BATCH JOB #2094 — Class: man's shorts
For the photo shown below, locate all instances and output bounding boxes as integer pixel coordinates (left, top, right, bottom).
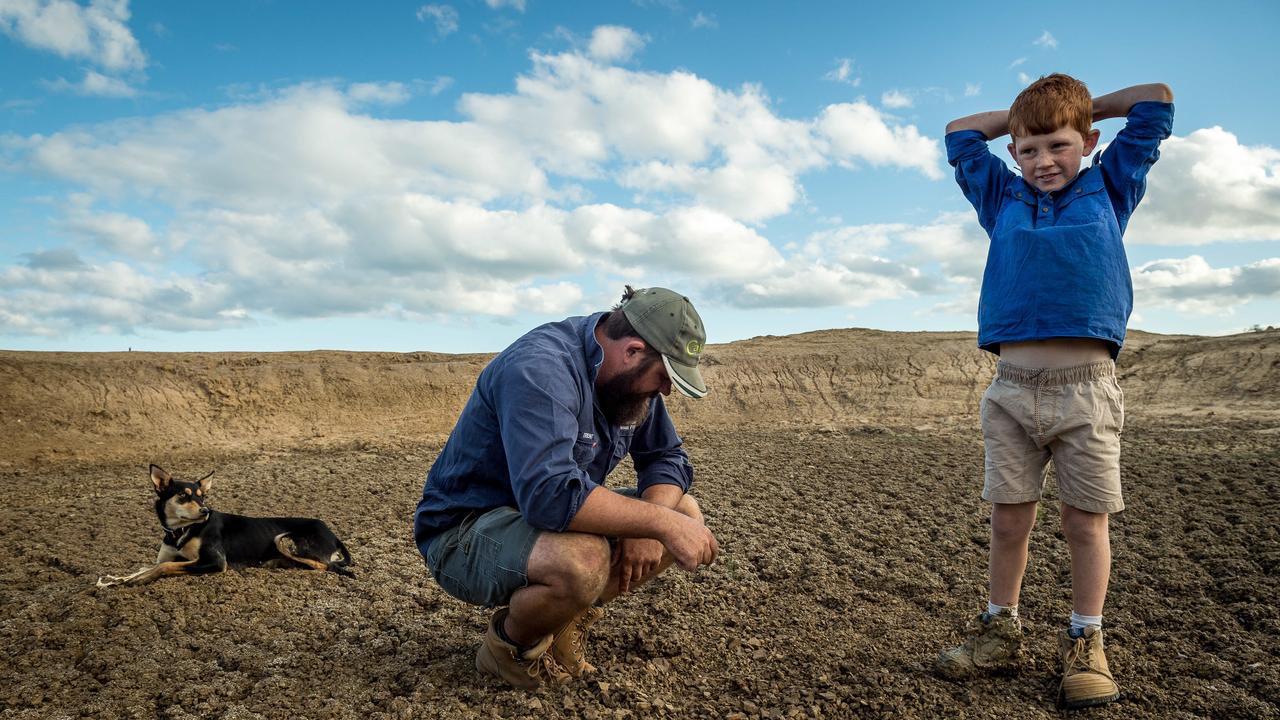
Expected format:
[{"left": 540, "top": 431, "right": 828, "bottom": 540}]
[
  {"left": 423, "top": 487, "right": 640, "bottom": 608},
  {"left": 981, "top": 360, "right": 1125, "bottom": 514}
]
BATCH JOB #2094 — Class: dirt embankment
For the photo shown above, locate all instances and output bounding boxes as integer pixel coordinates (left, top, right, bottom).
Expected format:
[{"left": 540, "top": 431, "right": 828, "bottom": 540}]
[{"left": 1, "top": 328, "right": 1276, "bottom": 466}]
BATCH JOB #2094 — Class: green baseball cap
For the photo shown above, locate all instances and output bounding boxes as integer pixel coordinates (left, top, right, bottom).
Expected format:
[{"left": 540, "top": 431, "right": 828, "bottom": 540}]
[{"left": 620, "top": 286, "right": 708, "bottom": 399}]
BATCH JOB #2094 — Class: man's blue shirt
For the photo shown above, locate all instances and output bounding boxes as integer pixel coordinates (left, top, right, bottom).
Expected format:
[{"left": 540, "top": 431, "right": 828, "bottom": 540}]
[
  {"left": 945, "top": 101, "right": 1174, "bottom": 357},
  {"left": 413, "top": 312, "right": 693, "bottom": 554}
]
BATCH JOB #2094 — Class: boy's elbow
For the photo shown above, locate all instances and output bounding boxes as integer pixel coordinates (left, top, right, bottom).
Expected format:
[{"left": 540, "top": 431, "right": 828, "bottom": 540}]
[
  {"left": 1152, "top": 83, "right": 1174, "bottom": 103},
  {"left": 945, "top": 119, "right": 965, "bottom": 135}
]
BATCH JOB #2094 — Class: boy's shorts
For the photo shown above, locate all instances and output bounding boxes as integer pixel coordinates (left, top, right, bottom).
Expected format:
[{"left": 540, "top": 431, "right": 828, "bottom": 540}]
[
  {"left": 424, "top": 487, "right": 640, "bottom": 608},
  {"left": 981, "top": 360, "right": 1125, "bottom": 514}
]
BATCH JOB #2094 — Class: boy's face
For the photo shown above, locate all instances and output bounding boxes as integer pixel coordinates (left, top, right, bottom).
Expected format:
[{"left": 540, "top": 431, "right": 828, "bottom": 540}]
[{"left": 1007, "top": 125, "right": 1101, "bottom": 193}]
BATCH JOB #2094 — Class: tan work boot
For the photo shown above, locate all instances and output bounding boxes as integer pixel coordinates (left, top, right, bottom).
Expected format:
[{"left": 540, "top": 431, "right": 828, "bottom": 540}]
[
  {"left": 475, "top": 608, "right": 571, "bottom": 689},
  {"left": 935, "top": 609, "right": 1023, "bottom": 679},
  {"left": 1059, "top": 626, "right": 1120, "bottom": 709},
  {"left": 551, "top": 605, "right": 605, "bottom": 677}
]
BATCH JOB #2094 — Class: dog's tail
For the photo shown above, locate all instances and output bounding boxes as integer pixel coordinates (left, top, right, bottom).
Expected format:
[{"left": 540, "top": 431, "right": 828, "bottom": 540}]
[{"left": 329, "top": 538, "right": 355, "bottom": 578}]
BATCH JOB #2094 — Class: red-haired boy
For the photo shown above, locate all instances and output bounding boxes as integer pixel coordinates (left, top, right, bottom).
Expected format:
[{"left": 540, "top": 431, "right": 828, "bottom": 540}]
[{"left": 936, "top": 74, "right": 1173, "bottom": 709}]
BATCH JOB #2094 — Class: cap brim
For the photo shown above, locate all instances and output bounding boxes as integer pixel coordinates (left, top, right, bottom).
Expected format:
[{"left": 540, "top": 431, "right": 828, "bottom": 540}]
[{"left": 662, "top": 354, "right": 707, "bottom": 399}]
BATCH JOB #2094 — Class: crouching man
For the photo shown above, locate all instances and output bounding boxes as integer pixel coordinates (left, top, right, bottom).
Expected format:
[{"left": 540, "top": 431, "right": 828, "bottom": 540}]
[{"left": 414, "top": 285, "right": 719, "bottom": 688}]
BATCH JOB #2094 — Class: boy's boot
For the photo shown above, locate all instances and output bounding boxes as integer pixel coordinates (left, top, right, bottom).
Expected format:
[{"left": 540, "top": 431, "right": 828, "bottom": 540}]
[
  {"left": 476, "top": 608, "right": 571, "bottom": 689},
  {"left": 1058, "top": 626, "right": 1120, "bottom": 709},
  {"left": 551, "top": 605, "right": 605, "bottom": 677},
  {"left": 935, "top": 609, "right": 1023, "bottom": 679}
]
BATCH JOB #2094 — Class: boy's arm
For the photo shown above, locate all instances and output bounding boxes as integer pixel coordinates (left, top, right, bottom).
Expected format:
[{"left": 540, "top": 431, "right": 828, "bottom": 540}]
[
  {"left": 1093, "top": 83, "right": 1174, "bottom": 122},
  {"left": 945, "top": 110, "right": 1009, "bottom": 139}
]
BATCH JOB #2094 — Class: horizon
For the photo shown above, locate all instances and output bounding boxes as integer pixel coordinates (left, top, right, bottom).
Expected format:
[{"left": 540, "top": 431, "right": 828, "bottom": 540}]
[{"left": 2, "top": 1, "right": 1278, "bottom": 354}]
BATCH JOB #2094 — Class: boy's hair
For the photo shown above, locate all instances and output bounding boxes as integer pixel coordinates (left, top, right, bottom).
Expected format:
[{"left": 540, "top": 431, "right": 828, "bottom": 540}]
[{"left": 1008, "top": 73, "right": 1092, "bottom": 138}]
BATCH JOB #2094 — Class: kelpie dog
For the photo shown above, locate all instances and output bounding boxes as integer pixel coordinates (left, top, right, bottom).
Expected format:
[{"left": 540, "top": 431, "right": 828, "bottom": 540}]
[{"left": 97, "top": 464, "right": 353, "bottom": 587}]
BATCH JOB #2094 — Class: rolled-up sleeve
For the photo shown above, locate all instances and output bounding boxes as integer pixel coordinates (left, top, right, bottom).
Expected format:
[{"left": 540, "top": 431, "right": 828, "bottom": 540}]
[
  {"left": 630, "top": 395, "right": 694, "bottom": 495},
  {"left": 946, "top": 130, "right": 1015, "bottom": 235},
  {"left": 1099, "top": 101, "right": 1174, "bottom": 231},
  {"left": 491, "top": 358, "right": 600, "bottom": 532}
]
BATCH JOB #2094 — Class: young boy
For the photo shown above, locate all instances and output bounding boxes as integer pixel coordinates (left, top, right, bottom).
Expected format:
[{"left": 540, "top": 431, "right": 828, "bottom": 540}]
[{"left": 934, "top": 74, "right": 1174, "bottom": 709}]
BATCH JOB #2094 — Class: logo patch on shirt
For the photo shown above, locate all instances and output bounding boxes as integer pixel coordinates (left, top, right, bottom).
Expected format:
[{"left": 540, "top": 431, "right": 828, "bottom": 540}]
[{"left": 580, "top": 432, "right": 595, "bottom": 441}]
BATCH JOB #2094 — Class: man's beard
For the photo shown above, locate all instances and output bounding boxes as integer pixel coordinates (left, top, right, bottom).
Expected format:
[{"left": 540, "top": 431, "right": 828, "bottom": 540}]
[{"left": 597, "top": 357, "right": 659, "bottom": 426}]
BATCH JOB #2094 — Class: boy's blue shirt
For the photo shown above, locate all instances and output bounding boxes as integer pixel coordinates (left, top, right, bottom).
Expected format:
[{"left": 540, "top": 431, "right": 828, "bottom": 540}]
[
  {"left": 945, "top": 101, "right": 1174, "bottom": 358},
  {"left": 413, "top": 312, "right": 693, "bottom": 554}
]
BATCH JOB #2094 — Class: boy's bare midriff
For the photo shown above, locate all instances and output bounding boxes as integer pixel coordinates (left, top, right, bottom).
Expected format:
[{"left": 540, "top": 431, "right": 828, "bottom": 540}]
[{"left": 999, "top": 338, "right": 1112, "bottom": 369}]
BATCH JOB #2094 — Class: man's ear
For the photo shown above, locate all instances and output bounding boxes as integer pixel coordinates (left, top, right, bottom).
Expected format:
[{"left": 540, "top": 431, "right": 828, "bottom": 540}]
[
  {"left": 150, "top": 464, "right": 171, "bottom": 494},
  {"left": 622, "top": 338, "right": 650, "bottom": 364},
  {"left": 1083, "top": 128, "right": 1101, "bottom": 156}
]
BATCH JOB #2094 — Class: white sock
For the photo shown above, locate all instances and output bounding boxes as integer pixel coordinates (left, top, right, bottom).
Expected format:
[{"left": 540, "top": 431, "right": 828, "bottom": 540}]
[
  {"left": 1069, "top": 611, "right": 1102, "bottom": 632},
  {"left": 988, "top": 601, "right": 1018, "bottom": 618}
]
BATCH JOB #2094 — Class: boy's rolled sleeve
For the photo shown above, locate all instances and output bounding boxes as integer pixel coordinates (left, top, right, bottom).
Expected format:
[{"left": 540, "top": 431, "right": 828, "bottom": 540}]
[
  {"left": 493, "top": 359, "right": 600, "bottom": 532},
  {"left": 630, "top": 395, "right": 694, "bottom": 495},
  {"left": 946, "top": 130, "right": 1015, "bottom": 234},
  {"left": 1099, "top": 101, "right": 1175, "bottom": 230}
]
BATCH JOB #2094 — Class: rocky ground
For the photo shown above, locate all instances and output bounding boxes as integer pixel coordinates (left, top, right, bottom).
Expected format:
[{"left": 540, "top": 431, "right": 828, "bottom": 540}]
[{"left": 1, "top": 329, "right": 1277, "bottom": 719}]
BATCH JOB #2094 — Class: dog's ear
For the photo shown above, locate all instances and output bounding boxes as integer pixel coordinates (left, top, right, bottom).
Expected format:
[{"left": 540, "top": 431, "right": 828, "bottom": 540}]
[
  {"left": 150, "top": 464, "right": 172, "bottom": 493},
  {"left": 198, "top": 470, "right": 214, "bottom": 494}
]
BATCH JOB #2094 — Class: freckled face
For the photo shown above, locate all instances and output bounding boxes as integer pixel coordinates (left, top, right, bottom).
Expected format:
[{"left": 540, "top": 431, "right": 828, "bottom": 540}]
[{"left": 1008, "top": 126, "right": 1099, "bottom": 193}]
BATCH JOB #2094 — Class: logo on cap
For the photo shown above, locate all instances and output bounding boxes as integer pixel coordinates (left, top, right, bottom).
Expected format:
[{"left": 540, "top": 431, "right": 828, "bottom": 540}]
[{"left": 685, "top": 340, "right": 702, "bottom": 357}]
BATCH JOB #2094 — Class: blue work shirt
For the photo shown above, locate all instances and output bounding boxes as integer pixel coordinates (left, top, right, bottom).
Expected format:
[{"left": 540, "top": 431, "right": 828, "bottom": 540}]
[
  {"left": 946, "top": 101, "right": 1174, "bottom": 358},
  {"left": 413, "top": 312, "right": 694, "bottom": 554}
]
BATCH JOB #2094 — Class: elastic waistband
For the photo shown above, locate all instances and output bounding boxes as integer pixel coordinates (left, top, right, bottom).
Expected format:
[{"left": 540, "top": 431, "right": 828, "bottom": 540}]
[{"left": 995, "top": 360, "right": 1115, "bottom": 386}]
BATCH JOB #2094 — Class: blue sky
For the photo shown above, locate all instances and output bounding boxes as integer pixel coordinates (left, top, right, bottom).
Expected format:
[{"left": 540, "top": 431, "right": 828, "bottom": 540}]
[{"left": 2, "top": 0, "right": 1277, "bottom": 353}]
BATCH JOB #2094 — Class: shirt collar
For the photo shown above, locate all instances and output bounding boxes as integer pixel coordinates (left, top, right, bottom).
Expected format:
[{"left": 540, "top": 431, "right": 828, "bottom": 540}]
[{"left": 581, "top": 311, "right": 607, "bottom": 384}]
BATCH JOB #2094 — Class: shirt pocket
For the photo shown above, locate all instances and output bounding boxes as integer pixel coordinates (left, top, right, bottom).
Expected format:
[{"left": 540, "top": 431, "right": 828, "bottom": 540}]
[
  {"left": 608, "top": 427, "right": 635, "bottom": 473},
  {"left": 572, "top": 436, "right": 598, "bottom": 468}
]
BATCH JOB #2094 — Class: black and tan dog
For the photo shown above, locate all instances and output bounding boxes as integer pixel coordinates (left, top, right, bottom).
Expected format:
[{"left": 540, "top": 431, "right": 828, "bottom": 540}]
[{"left": 97, "top": 464, "right": 353, "bottom": 587}]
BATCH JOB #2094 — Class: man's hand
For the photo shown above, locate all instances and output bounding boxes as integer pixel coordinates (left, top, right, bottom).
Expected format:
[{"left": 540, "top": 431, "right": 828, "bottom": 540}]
[
  {"left": 661, "top": 511, "right": 718, "bottom": 571},
  {"left": 613, "top": 537, "right": 665, "bottom": 594}
]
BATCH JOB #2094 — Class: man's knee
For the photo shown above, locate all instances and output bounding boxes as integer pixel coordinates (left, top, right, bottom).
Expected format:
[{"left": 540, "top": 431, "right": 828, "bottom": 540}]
[
  {"left": 533, "top": 532, "right": 611, "bottom": 603},
  {"left": 1060, "top": 505, "right": 1108, "bottom": 544}
]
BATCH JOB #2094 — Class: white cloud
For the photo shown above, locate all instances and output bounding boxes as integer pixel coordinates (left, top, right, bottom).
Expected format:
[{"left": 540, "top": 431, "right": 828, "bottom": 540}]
[
  {"left": 58, "top": 195, "right": 157, "bottom": 257},
  {"left": 881, "top": 89, "right": 912, "bottom": 109},
  {"left": 0, "top": 0, "right": 145, "bottom": 71},
  {"left": 818, "top": 101, "right": 944, "bottom": 180},
  {"left": 1126, "top": 127, "right": 1280, "bottom": 245},
  {"left": 691, "top": 12, "right": 716, "bottom": 29},
  {"left": 484, "top": 0, "right": 525, "bottom": 10},
  {"left": 1009, "top": 57, "right": 1027, "bottom": 69},
  {"left": 3, "top": 31, "right": 962, "bottom": 337},
  {"left": 1133, "top": 255, "right": 1280, "bottom": 314},
  {"left": 964, "top": 82, "right": 981, "bottom": 97},
  {"left": 45, "top": 68, "right": 137, "bottom": 97},
  {"left": 416, "top": 4, "right": 458, "bottom": 36},
  {"left": 588, "top": 25, "right": 646, "bottom": 63},
  {"left": 347, "top": 81, "right": 411, "bottom": 105},
  {"left": 1018, "top": 71, "right": 1033, "bottom": 86},
  {"left": 824, "top": 58, "right": 860, "bottom": 87},
  {"left": 1033, "top": 30, "right": 1057, "bottom": 49}
]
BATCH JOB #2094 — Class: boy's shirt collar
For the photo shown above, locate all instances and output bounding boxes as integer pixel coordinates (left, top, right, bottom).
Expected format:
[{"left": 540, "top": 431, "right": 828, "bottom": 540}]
[{"left": 1007, "top": 162, "right": 1105, "bottom": 208}]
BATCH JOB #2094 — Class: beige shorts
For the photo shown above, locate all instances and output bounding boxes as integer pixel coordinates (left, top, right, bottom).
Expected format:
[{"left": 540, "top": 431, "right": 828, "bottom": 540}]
[{"left": 981, "top": 360, "right": 1125, "bottom": 513}]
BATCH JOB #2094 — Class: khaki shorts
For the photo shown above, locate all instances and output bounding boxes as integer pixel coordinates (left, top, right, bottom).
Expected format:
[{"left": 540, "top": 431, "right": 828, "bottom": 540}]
[{"left": 981, "top": 360, "right": 1125, "bottom": 513}]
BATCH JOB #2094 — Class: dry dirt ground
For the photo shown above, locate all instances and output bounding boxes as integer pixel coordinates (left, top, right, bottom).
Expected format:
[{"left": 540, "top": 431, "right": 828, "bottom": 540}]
[{"left": 1, "top": 329, "right": 1277, "bottom": 719}]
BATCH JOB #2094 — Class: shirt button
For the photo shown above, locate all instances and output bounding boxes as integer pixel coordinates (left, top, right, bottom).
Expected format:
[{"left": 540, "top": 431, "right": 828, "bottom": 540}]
[
  {"left": 1016, "top": 192, "right": 1023, "bottom": 198},
  {"left": 1075, "top": 188, "right": 1082, "bottom": 194},
  {"left": 1042, "top": 207, "right": 1049, "bottom": 213}
]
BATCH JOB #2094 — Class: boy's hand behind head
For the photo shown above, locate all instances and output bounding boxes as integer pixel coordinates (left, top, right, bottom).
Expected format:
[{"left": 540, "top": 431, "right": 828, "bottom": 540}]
[{"left": 1006, "top": 73, "right": 1099, "bottom": 194}]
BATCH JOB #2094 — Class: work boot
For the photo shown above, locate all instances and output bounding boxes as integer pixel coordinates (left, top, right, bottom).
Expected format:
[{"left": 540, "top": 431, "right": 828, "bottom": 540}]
[
  {"left": 935, "top": 609, "right": 1023, "bottom": 679},
  {"left": 551, "top": 605, "right": 605, "bottom": 677},
  {"left": 475, "top": 608, "right": 571, "bottom": 689},
  {"left": 1059, "top": 626, "right": 1121, "bottom": 709}
]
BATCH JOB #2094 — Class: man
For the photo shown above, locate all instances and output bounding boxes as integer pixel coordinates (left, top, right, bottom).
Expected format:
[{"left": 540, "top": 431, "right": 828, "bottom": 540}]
[{"left": 414, "top": 285, "right": 719, "bottom": 688}]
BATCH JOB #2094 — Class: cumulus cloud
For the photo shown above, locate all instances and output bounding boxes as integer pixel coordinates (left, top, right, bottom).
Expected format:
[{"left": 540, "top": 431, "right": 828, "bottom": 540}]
[
  {"left": 881, "top": 89, "right": 912, "bottom": 109},
  {"left": 588, "top": 25, "right": 645, "bottom": 63},
  {"left": 1133, "top": 255, "right": 1280, "bottom": 314},
  {"left": 3, "top": 27, "right": 956, "bottom": 338},
  {"left": 0, "top": 0, "right": 145, "bottom": 71},
  {"left": 416, "top": 4, "right": 458, "bottom": 37},
  {"left": 1126, "top": 127, "right": 1280, "bottom": 245}
]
